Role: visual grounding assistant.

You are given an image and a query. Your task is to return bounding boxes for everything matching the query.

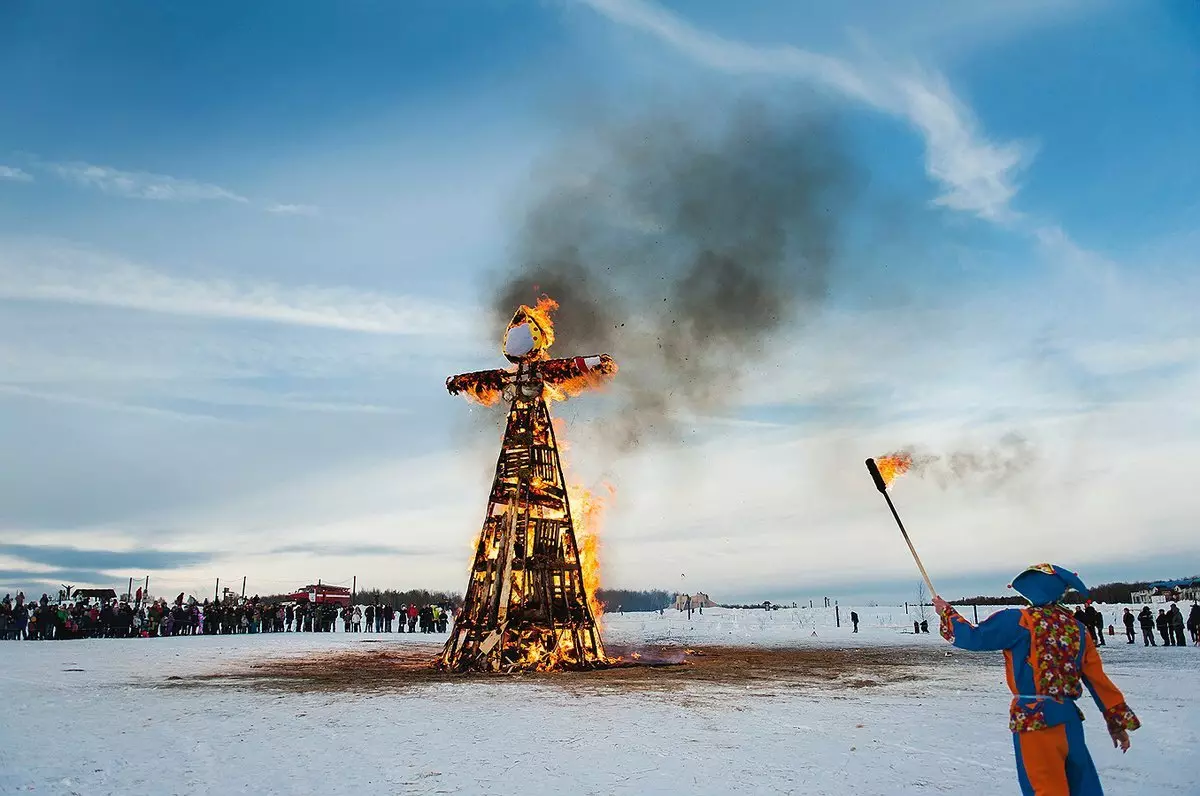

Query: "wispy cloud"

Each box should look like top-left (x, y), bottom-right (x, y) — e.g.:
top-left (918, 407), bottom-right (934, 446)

top-left (266, 203), bottom-right (320, 216)
top-left (268, 543), bottom-right (442, 557)
top-left (0, 240), bottom-right (470, 336)
top-left (27, 158), bottom-right (319, 215)
top-left (578, 0), bottom-right (1029, 222)
top-left (47, 161), bottom-right (250, 203)
top-left (0, 384), bottom-right (231, 424)
top-left (0, 568), bottom-right (125, 591)
top-left (0, 165), bottom-right (33, 182)
top-left (0, 543), bottom-right (214, 572)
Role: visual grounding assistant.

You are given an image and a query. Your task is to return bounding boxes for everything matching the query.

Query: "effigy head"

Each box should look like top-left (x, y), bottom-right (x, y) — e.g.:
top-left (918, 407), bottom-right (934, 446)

top-left (503, 304), bottom-right (554, 363)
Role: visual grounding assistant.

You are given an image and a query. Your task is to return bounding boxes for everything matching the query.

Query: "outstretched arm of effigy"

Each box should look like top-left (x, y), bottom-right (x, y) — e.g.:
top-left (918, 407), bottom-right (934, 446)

top-left (539, 354), bottom-right (617, 393)
top-left (446, 369), bottom-right (510, 406)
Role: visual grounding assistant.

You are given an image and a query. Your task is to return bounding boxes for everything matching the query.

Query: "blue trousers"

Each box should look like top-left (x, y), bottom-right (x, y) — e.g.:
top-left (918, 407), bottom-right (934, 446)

top-left (1013, 719), bottom-right (1102, 795)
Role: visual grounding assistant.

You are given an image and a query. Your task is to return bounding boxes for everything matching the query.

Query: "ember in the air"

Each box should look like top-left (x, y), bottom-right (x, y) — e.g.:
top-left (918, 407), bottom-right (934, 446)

top-left (439, 296), bottom-right (617, 673)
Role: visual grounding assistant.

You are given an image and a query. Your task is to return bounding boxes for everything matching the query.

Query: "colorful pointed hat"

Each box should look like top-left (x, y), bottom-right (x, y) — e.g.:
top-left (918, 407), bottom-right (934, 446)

top-left (1010, 563), bottom-right (1090, 606)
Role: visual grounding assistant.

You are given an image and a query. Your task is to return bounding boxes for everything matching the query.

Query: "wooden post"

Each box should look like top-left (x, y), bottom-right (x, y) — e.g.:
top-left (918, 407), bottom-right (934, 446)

top-left (973, 604), bottom-right (979, 623)
top-left (241, 576), bottom-right (246, 598)
top-left (352, 575), bottom-right (356, 603)
top-left (128, 577), bottom-right (133, 601)
top-left (835, 604), bottom-right (840, 628)
top-left (215, 578), bottom-right (219, 601)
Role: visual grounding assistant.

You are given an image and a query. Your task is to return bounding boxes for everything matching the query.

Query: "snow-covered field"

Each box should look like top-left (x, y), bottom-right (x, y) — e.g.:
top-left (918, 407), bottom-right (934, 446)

top-left (2, 605), bottom-right (1197, 795)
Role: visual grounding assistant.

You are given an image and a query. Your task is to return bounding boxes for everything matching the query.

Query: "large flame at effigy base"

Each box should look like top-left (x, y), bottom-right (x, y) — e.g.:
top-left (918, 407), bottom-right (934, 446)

top-left (438, 297), bottom-right (617, 673)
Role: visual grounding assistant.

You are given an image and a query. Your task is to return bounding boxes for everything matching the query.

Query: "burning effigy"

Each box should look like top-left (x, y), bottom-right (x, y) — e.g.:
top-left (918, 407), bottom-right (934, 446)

top-left (438, 297), bottom-right (617, 673)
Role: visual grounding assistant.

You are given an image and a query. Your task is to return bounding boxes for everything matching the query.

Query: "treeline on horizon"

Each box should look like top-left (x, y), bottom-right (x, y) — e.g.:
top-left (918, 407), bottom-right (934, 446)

top-left (254, 588), bottom-right (465, 608)
top-left (253, 587), bottom-right (674, 612)
top-left (951, 576), bottom-right (1198, 606)
top-left (596, 588), bottom-right (673, 612)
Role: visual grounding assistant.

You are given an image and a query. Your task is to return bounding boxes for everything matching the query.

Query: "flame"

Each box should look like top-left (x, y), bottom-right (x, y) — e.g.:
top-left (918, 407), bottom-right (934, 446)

top-left (466, 386), bottom-right (503, 407)
top-left (570, 481), bottom-right (614, 626)
top-left (875, 452), bottom-right (913, 487)
top-left (544, 359), bottom-right (620, 404)
top-left (525, 295), bottom-right (558, 351)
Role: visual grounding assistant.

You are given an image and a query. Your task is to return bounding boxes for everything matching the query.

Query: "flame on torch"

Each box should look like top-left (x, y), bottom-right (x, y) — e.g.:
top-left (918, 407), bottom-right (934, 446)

top-left (873, 452), bottom-right (913, 489)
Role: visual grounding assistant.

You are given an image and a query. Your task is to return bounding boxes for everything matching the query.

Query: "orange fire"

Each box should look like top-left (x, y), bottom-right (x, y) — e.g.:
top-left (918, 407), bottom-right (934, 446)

top-left (570, 481), bottom-right (615, 626)
top-left (875, 452), bottom-right (914, 488)
top-left (443, 292), bottom-right (617, 672)
top-left (524, 294), bottom-right (559, 351)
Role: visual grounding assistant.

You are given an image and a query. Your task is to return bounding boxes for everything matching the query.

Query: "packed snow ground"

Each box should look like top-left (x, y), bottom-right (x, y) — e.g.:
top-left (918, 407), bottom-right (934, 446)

top-left (1, 605), bottom-right (1197, 795)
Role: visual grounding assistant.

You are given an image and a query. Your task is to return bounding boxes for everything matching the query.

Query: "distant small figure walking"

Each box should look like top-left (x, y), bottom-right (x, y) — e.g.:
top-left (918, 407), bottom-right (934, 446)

top-left (1188, 604), bottom-right (1200, 646)
top-left (1122, 608), bottom-right (1135, 644)
top-left (850, 611), bottom-right (859, 633)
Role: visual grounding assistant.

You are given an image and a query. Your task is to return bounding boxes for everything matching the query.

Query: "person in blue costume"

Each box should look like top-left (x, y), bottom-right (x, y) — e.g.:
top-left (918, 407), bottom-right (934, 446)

top-left (932, 564), bottom-right (1140, 796)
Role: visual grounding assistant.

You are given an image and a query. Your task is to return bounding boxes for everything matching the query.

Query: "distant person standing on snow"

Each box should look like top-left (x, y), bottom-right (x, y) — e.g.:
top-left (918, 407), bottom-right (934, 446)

top-left (1084, 603), bottom-right (1104, 646)
top-left (1138, 606), bottom-right (1156, 646)
top-left (1156, 609), bottom-right (1171, 646)
top-left (850, 611), bottom-right (859, 633)
top-left (1188, 604), bottom-right (1200, 645)
top-left (934, 564), bottom-right (1139, 796)
top-left (1122, 608), bottom-right (1136, 644)
top-left (1168, 604), bottom-right (1187, 647)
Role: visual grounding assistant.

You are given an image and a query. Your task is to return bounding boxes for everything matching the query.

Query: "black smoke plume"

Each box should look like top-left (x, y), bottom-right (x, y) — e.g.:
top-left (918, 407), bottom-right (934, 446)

top-left (490, 100), bottom-right (863, 447)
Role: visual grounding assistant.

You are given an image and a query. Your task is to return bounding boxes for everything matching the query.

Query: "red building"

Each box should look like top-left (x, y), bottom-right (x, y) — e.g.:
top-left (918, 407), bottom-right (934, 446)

top-left (289, 584), bottom-right (351, 606)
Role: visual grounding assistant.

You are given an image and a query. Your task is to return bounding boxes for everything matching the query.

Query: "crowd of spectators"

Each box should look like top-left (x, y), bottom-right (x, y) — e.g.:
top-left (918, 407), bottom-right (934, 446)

top-left (0, 591), bottom-right (454, 640)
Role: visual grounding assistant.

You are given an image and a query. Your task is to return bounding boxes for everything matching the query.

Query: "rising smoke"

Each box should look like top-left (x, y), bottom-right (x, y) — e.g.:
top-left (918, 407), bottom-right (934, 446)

top-left (889, 433), bottom-right (1038, 489)
top-left (491, 100), bottom-right (863, 447)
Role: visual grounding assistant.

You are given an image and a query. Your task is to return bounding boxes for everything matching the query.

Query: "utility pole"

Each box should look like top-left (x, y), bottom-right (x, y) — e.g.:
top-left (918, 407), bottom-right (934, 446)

top-left (352, 575), bottom-right (356, 603)
top-left (241, 576), bottom-right (247, 598)
top-left (215, 578), bottom-right (220, 601)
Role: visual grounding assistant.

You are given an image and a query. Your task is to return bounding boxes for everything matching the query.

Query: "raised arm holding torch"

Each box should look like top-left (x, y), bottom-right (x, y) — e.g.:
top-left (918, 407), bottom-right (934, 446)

top-left (863, 452), bottom-right (1140, 794)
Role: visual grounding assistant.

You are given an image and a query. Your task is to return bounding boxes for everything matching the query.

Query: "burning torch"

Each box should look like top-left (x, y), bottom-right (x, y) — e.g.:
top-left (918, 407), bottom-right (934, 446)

top-left (865, 456), bottom-right (938, 599)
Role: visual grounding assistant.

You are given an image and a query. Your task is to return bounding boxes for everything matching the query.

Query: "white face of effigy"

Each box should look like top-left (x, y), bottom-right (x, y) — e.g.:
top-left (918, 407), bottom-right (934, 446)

top-left (504, 322), bottom-right (536, 358)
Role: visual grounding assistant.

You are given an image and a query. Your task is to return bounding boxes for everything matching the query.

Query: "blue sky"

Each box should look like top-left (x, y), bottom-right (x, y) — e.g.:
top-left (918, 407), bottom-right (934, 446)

top-left (1, 0), bottom-right (1197, 604)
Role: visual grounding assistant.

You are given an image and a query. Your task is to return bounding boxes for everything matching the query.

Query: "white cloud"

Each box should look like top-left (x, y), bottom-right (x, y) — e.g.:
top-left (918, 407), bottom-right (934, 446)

top-left (0, 240), bottom-right (471, 336)
top-left (0, 383), bottom-right (229, 424)
top-left (32, 159), bottom-right (320, 215)
top-left (0, 165), bottom-right (33, 182)
top-left (265, 203), bottom-right (320, 216)
top-left (579, 0), bottom-right (1029, 222)
top-left (47, 161), bottom-right (250, 203)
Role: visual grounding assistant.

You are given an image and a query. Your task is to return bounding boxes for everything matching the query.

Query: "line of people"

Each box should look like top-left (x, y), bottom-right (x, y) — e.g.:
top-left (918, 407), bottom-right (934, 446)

top-left (1122, 604), bottom-right (1197, 646)
top-left (359, 603), bottom-right (448, 633)
top-left (0, 591), bottom-right (455, 640)
top-left (1070, 602), bottom-right (1198, 648)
